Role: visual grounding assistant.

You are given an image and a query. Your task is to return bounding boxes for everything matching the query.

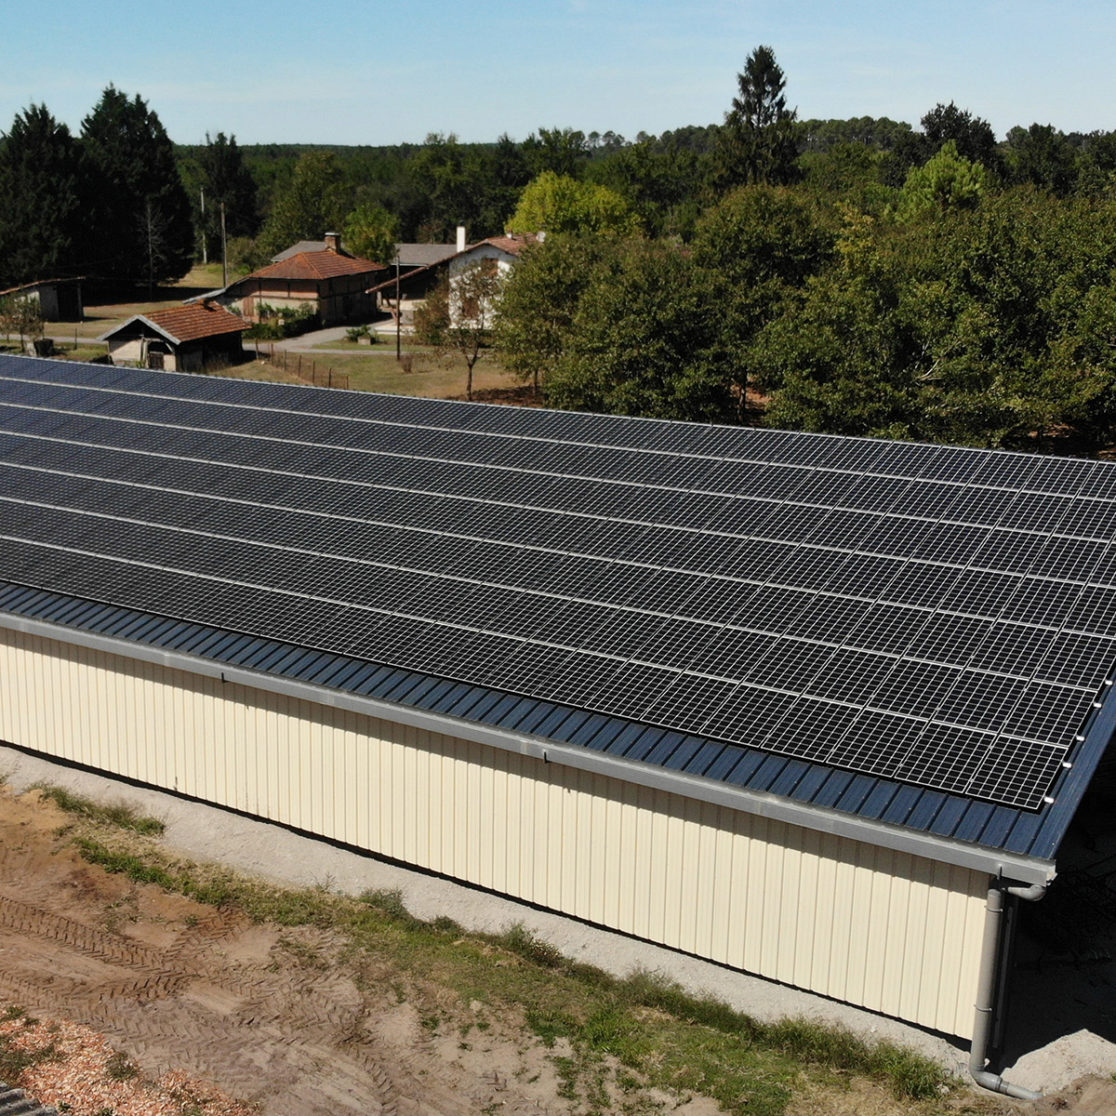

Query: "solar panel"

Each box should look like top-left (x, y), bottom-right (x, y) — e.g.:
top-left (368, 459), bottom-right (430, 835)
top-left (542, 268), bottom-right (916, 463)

top-left (2, 355), bottom-right (1116, 811)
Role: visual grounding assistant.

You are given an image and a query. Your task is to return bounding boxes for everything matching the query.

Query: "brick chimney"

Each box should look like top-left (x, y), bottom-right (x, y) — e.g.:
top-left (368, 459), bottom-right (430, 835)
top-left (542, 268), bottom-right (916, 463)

top-left (456, 226), bottom-right (467, 253)
top-left (324, 231), bottom-right (341, 253)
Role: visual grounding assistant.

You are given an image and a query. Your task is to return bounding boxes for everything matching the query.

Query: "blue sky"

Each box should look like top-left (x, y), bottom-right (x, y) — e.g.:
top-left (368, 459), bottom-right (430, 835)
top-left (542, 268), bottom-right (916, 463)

top-left (2, 1), bottom-right (1113, 145)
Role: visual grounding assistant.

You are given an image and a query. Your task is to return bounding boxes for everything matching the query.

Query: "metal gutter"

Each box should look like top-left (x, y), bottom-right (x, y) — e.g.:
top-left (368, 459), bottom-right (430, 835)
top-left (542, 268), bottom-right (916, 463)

top-left (0, 610), bottom-right (1057, 886)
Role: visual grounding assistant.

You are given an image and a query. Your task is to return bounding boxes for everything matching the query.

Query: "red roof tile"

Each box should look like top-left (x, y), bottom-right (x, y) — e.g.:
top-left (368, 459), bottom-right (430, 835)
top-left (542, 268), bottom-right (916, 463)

top-left (245, 250), bottom-right (386, 282)
top-left (120, 303), bottom-right (247, 343)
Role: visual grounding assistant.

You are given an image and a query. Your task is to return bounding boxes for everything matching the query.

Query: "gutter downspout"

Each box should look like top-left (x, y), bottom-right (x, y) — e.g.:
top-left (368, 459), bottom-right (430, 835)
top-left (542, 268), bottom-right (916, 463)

top-left (969, 876), bottom-right (1048, 1100)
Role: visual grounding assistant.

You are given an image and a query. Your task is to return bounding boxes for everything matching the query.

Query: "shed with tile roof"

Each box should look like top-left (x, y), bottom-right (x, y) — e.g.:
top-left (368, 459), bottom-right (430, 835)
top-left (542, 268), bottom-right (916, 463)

top-left (98, 302), bottom-right (247, 371)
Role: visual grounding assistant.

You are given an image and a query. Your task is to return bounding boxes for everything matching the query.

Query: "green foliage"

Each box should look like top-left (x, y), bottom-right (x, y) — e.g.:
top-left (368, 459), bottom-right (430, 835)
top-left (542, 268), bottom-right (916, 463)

top-left (493, 232), bottom-right (609, 393)
top-left (0, 295), bottom-right (44, 347)
top-left (545, 239), bottom-right (740, 422)
top-left (507, 172), bottom-right (640, 237)
top-left (522, 127), bottom-right (590, 178)
top-left (245, 302), bottom-right (320, 339)
top-left (752, 189), bottom-right (1116, 450)
top-left (921, 101), bottom-right (998, 170)
top-left (1004, 123), bottom-right (1078, 196)
top-left (585, 136), bottom-right (708, 237)
top-left (0, 105), bottom-right (88, 287)
top-left (342, 202), bottom-right (397, 265)
top-left (81, 85), bottom-right (194, 286)
top-left (715, 45), bottom-right (800, 189)
top-left (185, 131), bottom-right (259, 262)
top-left (258, 151), bottom-right (347, 257)
top-left (894, 141), bottom-right (988, 219)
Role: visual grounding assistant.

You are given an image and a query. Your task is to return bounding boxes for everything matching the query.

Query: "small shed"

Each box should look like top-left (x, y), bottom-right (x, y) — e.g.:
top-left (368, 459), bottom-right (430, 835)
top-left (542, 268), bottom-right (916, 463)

top-left (0, 277), bottom-right (84, 322)
top-left (99, 303), bottom-right (247, 371)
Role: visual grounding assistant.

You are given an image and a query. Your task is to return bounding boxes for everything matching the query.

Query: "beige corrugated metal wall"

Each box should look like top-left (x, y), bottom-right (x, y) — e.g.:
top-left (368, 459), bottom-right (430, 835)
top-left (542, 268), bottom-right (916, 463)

top-left (0, 628), bottom-right (988, 1037)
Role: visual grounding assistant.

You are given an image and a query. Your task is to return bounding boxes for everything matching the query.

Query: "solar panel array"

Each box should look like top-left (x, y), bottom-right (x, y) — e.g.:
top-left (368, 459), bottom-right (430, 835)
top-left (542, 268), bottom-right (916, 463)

top-left (2, 356), bottom-right (1116, 811)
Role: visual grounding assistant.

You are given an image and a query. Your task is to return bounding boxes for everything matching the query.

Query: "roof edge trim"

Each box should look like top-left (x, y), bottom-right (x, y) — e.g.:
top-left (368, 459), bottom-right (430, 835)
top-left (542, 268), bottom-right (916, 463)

top-left (0, 612), bottom-right (1055, 886)
top-left (97, 314), bottom-right (179, 345)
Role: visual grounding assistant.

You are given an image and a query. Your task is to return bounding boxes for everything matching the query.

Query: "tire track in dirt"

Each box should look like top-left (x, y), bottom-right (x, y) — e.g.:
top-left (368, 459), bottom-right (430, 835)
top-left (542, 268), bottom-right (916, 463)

top-left (0, 791), bottom-right (570, 1115)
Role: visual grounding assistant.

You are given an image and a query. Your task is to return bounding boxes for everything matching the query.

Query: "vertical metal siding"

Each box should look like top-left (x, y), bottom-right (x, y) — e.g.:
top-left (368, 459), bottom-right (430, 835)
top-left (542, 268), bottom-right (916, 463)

top-left (0, 629), bottom-right (987, 1037)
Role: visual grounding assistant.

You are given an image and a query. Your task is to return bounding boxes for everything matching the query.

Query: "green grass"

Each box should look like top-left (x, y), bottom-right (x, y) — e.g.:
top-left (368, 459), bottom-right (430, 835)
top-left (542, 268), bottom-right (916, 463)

top-left (66, 828), bottom-right (959, 1116)
top-left (35, 785), bottom-right (165, 836)
top-left (286, 346), bottom-right (526, 400)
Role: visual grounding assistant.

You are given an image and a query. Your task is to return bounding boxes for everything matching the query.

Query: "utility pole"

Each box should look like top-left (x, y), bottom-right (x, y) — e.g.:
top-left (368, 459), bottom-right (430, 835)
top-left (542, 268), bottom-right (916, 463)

top-left (395, 252), bottom-right (401, 362)
top-left (220, 201), bottom-right (228, 288)
top-left (200, 188), bottom-right (207, 264)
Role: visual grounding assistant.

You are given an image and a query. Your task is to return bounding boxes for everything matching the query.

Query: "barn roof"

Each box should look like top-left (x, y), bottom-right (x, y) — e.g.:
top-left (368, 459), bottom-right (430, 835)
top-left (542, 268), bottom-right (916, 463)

top-left (236, 249), bottom-right (385, 284)
top-left (98, 303), bottom-right (248, 345)
top-left (1, 355), bottom-right (1114, 881)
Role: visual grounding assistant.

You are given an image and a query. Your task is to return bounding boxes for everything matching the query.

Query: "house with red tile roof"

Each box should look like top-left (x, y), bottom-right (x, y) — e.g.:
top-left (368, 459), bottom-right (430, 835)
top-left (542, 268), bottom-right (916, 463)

top-left (98, 302), bottom-right (248, 372)
top-left (219, 233), bottom-right (388, 327)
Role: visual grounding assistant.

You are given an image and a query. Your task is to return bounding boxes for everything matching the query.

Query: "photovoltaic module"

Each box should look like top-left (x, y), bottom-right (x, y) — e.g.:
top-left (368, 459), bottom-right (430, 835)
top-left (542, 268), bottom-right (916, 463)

top-left (2, 355), bottom-right (1115, 811)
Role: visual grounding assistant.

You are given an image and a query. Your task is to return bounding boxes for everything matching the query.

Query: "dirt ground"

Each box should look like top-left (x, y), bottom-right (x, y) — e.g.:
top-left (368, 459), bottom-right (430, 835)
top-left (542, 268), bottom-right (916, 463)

top-left (1, 767), bottom-right (1113, 1115)
top-left (0, 785), bottom-right (725, 1115)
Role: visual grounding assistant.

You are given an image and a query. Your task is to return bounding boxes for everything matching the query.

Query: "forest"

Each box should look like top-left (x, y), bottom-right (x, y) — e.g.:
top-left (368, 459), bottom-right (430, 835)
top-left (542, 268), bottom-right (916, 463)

top-left (2, 47), bottom-right (1116, 450)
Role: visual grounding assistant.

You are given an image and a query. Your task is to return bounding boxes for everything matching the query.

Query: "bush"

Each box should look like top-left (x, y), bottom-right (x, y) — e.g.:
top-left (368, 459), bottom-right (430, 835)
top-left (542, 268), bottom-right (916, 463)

top-left (245, 302), bottom-right (320, 340)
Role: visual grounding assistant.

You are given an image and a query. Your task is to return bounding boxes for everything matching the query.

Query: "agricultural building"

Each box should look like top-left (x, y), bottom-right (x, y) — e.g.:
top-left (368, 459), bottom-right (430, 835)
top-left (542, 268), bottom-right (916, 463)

top-left (0, 355), bottom-right (1113, 1098)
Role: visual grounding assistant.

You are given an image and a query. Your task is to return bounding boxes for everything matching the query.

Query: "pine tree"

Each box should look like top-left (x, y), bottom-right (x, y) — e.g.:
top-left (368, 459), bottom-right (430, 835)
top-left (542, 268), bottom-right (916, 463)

top-left (716, 46), bottom-right (800, 189)
top-left (81, 86), bottom-right (194, 286)
top-left (0, 105), bottom-right (88, 286)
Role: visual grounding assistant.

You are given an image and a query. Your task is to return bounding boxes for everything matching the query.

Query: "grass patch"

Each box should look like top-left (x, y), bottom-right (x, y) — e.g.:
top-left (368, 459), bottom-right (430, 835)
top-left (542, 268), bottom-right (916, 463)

top-left (35, 785), bottom-right (165, 835)
top-left (64, 822), bottom-right (960, 1116)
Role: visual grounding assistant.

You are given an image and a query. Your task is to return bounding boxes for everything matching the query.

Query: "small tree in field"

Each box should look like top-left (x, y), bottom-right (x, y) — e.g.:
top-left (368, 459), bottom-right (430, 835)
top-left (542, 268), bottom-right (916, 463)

top-left (0, 295), bottom-right (44, 352)
top-left (414, 259), bottom-right (503, 401)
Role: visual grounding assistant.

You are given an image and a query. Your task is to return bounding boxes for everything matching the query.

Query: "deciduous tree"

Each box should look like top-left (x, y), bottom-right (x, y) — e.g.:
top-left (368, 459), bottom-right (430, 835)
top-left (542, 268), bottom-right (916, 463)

top-left (258, 151), bottom-right (347, 257)
top-left (342, 202), bottom-right (397, 265)
top-left (493, 233), bottom-right (609, 395)
top-left (545, 240), bottom-right (738, 422)
top-left (507, 172), bottom-right (640, 237)
top-left (414, 259), bottom-right (504, 401)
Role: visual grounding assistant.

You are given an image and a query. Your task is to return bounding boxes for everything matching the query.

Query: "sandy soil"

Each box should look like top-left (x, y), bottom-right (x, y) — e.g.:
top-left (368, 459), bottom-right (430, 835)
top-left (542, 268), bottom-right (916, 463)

top-left (0, 784), bottom-right (702, 1115)
top-left (0, 744), bottom-right (1113, 1114)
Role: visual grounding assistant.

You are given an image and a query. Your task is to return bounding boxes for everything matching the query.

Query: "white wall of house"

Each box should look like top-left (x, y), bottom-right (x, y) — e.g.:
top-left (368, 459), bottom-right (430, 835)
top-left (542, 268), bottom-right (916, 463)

top-left (0, 624), bottom-right (989, 1038)
top-left (446, 247), bottom-right (518, 328)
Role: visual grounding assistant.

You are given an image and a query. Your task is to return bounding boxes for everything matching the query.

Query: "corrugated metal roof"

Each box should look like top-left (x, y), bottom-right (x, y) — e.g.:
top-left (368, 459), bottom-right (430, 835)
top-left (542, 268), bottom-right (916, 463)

top-left (0, 577), bottom-right (1102, 863)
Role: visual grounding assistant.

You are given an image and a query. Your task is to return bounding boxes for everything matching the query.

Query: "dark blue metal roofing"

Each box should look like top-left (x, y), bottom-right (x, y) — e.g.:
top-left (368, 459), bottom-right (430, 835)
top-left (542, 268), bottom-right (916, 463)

top-left (0, 577), bottom-right (1107, 862)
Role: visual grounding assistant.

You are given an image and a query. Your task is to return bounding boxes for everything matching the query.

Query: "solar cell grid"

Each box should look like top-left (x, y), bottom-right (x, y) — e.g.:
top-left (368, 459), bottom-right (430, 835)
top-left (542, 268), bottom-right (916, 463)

top-left (3, 362), bottom-right (1116, 810)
